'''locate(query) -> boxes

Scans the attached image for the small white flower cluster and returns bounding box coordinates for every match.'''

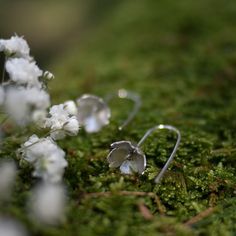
[5,86,50,125]
[20,129,70,224]
[29,182,66,225]
[0,35,77,226]
[5,58,43,87]
[18,100,79,182]
[0,35,52,126]
[43,101,79,140]
[0,217,28,236]
[0,160,17,200]
[18,132,68,224]
[0,161,28,234]
[0,35,31,59]
[20,135,67,183]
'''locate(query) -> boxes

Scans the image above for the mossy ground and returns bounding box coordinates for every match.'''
[1,0,236,235]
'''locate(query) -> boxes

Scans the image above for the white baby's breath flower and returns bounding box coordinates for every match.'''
[63,116,79,136]
[0,217,27,236]
[20,134,40,162]
[0,160,17,200]
[63,100,78,116]
[0,86,5,105]
[32,110,47,127]
[43,71,54,80]
[6,58,42,87]
[4,86,50,126]
[33,151,67,183]
[0,43,3,51]
[50,130,67,140]
[20,135,67,183]
[0,35,31,59]
[44,104,79,140]
[29,182,66,225]
[44,104,68,130]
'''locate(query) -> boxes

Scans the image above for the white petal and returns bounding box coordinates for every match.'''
[29,182,66,225]
[4,86,50,126]
[0,160,17,200]
[43,71,54,80]
[63,100,77,116]
[20,136,67,183]
[0,35,30,59]
[0,217,27,236]
[107,147,128,168]
[63,116,79,135]
[6,58,42,87]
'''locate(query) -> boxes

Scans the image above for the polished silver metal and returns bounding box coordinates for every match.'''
[107,140,146,174]
[105,89,141,130]
[76,94,111,133]
[107,124,181,184]
[137,124,181,184]
[76,89,141,133]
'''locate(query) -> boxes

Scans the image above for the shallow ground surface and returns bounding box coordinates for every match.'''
[1,0,236,235]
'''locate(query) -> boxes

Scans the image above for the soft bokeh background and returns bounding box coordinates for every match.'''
[0,0,120,65]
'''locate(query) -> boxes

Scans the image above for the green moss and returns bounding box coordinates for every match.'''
[1,0,236,235]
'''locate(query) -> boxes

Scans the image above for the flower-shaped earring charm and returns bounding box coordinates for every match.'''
[76,89,141,133]
[76,94,111,133]
[107,124,181,184]
[107,141,146,174]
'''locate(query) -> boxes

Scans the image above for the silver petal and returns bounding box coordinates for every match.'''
[76,94,111,133]
[119,152,146,175]
[107,145,130,168]
[107,140,146,175]
[131,151,146,174]
[110,141,133,151]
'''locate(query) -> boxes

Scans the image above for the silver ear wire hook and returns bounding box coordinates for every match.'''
[105,89,141,131]
[137,124,181,184]
[107,124,181,184]
[76,89,140,133]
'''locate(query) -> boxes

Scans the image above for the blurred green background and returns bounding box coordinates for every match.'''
[0,0,121,65]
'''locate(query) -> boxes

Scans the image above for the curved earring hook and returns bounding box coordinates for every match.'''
[105,89,141,131]
[137,124,181,184]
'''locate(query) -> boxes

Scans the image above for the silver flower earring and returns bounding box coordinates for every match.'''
[76,89,141,133]
[107,124,181,184]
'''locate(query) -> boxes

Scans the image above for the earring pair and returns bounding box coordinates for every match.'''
[76,89,141,133]
[76,89,181,183]
[107,124,181,184]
